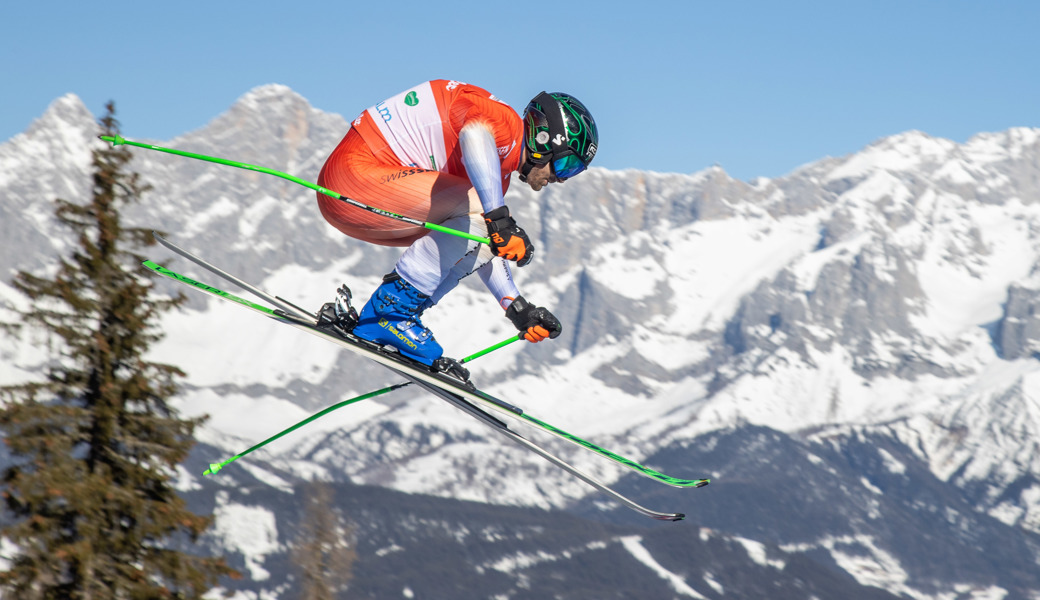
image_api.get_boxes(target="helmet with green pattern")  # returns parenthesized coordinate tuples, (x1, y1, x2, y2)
(520, 92, 598, 182)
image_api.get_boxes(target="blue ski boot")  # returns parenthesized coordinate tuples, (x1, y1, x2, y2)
(351, 272, 444, 366)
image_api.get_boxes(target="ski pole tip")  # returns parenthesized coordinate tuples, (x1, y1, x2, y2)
(98, 135, 126, 146)
(204, 462, 223, 476)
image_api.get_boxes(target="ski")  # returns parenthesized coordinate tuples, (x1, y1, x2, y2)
(145, 262, 686, 520)
(152, 234, 710, 491)
(145, 239, 708, 520)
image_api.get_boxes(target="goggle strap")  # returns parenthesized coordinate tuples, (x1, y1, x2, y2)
(518, 157, 535, 183)
(533, 91, 569, 149)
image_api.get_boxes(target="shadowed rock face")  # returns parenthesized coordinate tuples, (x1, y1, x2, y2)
(4, 90, 1040, 599)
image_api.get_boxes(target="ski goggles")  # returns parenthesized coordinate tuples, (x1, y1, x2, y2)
(549, 152, 587, 181)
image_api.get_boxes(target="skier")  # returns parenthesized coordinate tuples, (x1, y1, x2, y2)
(315, 80, 599, 369)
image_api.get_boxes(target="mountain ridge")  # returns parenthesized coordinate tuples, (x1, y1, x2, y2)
(3, 87, 1040, 599)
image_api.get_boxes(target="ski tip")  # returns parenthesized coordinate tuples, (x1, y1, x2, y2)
(651, 512, 686, 522)
(695, 479, 710, 488)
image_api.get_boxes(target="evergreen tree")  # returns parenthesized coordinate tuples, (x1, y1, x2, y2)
(0, 102, 234, 599)
(290, 480, 356, 600)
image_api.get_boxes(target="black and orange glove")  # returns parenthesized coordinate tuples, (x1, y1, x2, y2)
(505, 296, 562, 342)
(484, 206, 534, 267)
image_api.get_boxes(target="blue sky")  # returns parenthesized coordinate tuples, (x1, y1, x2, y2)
(2, 1, 1037, 181)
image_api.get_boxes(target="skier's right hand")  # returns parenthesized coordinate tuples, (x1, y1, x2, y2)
(505, 296, 562, 343)
(484, 206, 534, 267)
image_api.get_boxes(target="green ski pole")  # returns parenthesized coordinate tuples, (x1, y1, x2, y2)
(203, 382, 411, 475)
(203, 335, 524, 476)
(460, 334, 524, 363)
(100, 135, 491, 245)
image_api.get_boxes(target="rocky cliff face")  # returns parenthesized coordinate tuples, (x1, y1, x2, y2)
(3, 89, 1039, 599)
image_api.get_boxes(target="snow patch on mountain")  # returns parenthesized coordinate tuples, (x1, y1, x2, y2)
(211, 492, 280, 581)
(4, 87, 1040, 598)
(621, 536, 708, 598)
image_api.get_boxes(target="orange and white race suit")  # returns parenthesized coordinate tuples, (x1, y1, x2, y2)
(316, 80, 523, 247)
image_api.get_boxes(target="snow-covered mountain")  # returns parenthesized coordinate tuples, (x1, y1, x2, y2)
(2, 87, 1039, 599)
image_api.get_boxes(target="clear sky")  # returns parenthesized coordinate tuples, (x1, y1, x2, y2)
(2, 1, 1037, 181)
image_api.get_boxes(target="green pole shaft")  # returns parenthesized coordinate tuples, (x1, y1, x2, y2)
(460, 334, 524, 364)
(100, 135, 491, 245)
(202, 334, 525, 475)
(203, 382, 411, 475)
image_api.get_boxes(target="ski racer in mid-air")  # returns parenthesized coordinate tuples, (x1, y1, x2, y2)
(315, 80, 599, 370)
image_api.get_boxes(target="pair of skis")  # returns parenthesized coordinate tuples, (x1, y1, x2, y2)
(147, 234, 708, 521)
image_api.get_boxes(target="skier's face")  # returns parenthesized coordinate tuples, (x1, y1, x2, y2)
(524, 161, 558, 191)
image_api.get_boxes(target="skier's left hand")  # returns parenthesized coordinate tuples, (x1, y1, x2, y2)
(505, 296, 562, 342)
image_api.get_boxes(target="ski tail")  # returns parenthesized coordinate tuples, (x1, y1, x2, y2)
(153, 232, 311, 320)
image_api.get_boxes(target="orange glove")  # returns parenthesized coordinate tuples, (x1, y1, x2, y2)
(505, 296, 562, 342)
(484, 206, 534, 267)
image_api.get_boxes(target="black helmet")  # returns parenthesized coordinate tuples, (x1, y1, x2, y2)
(520, 92, 598, 182)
